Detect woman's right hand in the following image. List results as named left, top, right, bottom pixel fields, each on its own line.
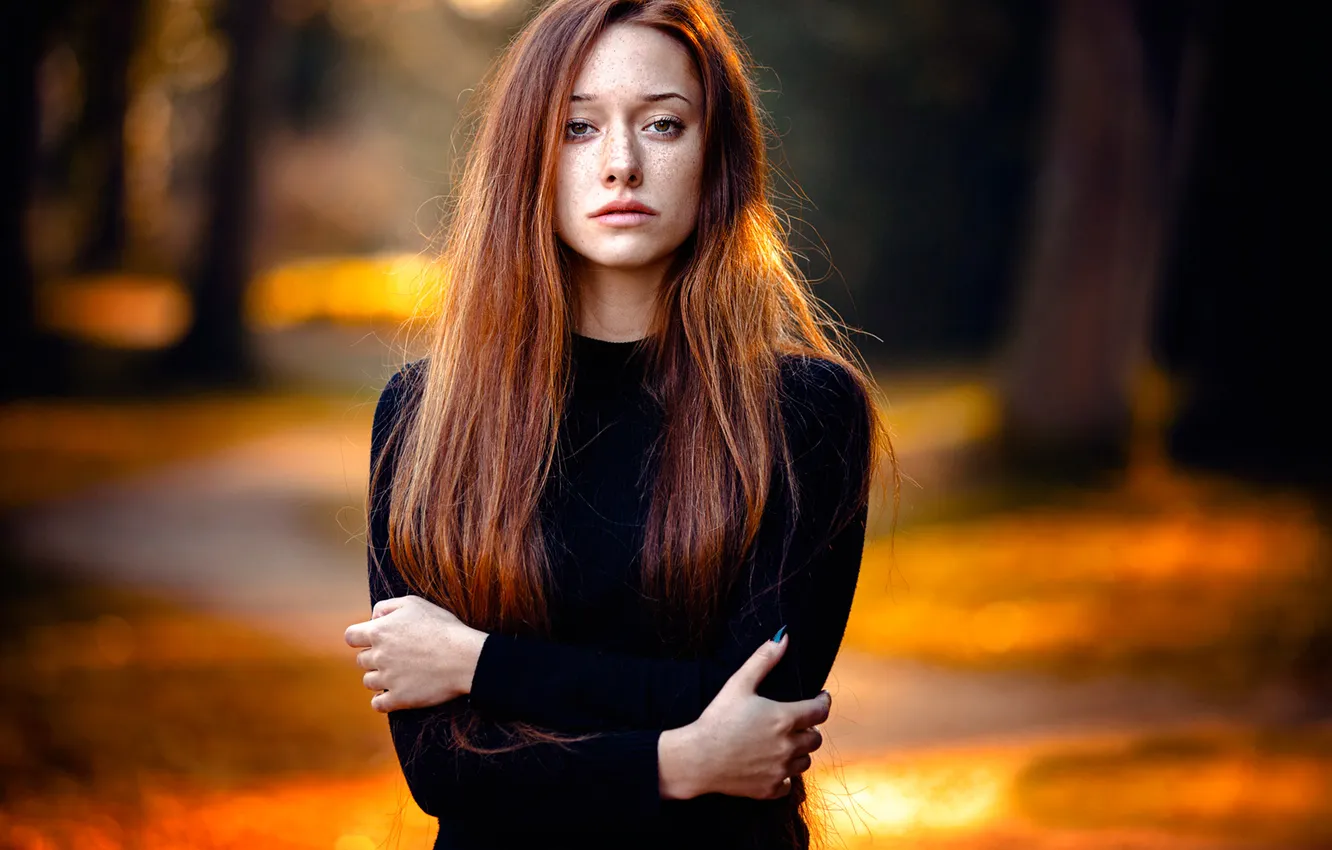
left=660, top=632, right=830, bottom=800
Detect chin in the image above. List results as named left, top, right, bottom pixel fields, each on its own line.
left=571, top=236, right=677, bottom=270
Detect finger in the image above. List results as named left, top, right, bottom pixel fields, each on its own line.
left=373, top=597, right=409, bottom=619
left=371, top=690, right=393, bottom=713
left=726, top=633, right=788, bottom=695
left=355, top=649, right=376, bottom=671
left=344, top=621, right=374, bottom=648
left=788, top=691, right=831, bottom=730
left=362, top=670, right=383, bottom=692
left=791, top=727, right=823, bottom=756
left=769, top=776, right=793, bottom=799
left=783, top=756, right=815, bottom=783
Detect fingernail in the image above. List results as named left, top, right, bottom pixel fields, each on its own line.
left=771, top=625, right=787, bottom=643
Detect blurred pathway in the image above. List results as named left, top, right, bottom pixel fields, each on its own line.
left=15, top=418, right=372, bottom=656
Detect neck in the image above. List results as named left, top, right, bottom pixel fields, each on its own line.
left=572, top=254, right=672, bottom=342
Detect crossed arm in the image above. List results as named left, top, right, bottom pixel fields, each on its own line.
left=346, top=359, right=872, bottom=822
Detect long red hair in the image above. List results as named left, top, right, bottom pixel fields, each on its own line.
left=371, top=0, right=896, bottom=845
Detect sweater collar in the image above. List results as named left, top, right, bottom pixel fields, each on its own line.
left=571, top=332, right=650, bottom=387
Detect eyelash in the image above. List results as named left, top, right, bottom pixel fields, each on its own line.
left=564, top=116, right=685, bottom=141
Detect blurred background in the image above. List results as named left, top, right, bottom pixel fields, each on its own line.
left=1, top=0, right=1329, bottom=847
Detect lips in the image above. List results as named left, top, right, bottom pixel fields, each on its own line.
left=590, top=199, right=658, bottom=218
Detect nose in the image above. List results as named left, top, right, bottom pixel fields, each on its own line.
left=601, top=125, right=642, bottom=189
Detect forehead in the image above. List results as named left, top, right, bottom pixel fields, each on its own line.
left=572, top=22, right=702, bottom=100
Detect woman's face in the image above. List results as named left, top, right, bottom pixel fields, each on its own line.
left=554, top=23, right=705, bottom=275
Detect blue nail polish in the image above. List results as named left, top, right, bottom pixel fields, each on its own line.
left=771, top=624, right=787, bottom=643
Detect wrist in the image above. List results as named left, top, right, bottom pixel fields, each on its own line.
left=658, top=725, right=705, bottom=800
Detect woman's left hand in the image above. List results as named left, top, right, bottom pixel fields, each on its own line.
left=343, top=595, right=488, bottom=713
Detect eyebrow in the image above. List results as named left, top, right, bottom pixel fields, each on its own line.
left=570, top=92, right=693, bottom=106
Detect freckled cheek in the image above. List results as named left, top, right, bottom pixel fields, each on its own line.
left=656, top=148, right=704, bottom=224
left=572, top=146, right=604, bottom=184
left=556, top=154, right=594, bottom=231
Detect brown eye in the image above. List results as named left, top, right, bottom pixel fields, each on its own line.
left=651, top=118, right=681, bottom=134
left=566, top=121, right=593, bottom=137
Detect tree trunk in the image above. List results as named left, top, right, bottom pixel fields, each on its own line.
left=0, top=5, right=71, bottom=398
left=170, top=0, right=274, bottom=385
left=75, top=0, right=146, bottom=273
left=999, top=0, right=1169, bottom=473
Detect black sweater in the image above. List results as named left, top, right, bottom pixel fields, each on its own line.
left=366, top=333, right=872, bottom=849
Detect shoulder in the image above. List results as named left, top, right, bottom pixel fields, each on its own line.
left=371, top=358, right=429, bottom=453
left=778, top=353, right=862, bottom=401
left=776, top=354, right=871, bottom=447
left=373, top=358, right=428, bottom=422
left=775, top=353, right=874, bottom=522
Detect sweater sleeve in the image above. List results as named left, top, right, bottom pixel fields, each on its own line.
left=468, top=356, right=873, bottom=732
left=366, top=366, right=664, bottom=823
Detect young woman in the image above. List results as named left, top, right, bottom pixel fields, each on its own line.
left=342, top=0, right=893, bottom=847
